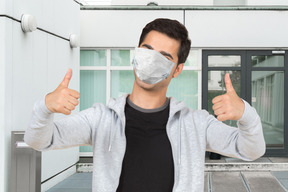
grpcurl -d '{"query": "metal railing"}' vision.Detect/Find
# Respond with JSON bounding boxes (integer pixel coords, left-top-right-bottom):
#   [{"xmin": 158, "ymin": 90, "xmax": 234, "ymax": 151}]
[{"xmin": 10, "ymin": 131, "xmax": 41, "ymax": 192}]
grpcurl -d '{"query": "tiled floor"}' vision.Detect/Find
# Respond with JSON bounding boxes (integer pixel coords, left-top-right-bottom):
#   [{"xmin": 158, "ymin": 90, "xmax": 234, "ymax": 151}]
[
  {"xmin": 46, "ymin": 157, "xmax": 288, "ymax": 192},
  {"xmin": 46, "ymin": 171, "xmax": 288, "ymax": 192},
  {"xmin": 46, "ymin": 173, "xmax": 92, "ymax": 192},
  {"xmin": 273, "ymin": 171, "xmax": 288, "ymax": 190}
]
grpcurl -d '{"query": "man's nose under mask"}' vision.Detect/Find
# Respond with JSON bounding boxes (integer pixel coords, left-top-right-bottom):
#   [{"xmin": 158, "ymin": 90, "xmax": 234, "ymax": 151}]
[{"xmin": 132, "ymin": 48, "xmax": 175, "ymax": 85}]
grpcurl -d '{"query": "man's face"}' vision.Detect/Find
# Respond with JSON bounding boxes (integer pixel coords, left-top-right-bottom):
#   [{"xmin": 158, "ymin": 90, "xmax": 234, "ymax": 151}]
[{"xmin": 135, "ymin": 30, "xmax": 181, "ymax": 90}]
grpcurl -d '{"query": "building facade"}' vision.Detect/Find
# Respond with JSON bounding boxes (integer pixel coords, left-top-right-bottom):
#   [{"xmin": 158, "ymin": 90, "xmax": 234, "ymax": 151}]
[
  {"xmin": 1, "ymin": 1, "xmax": 288, "ymax": 191},
  {"xmin": 79, "ymin": 6, "xmax": 288, "ymax": 157}
]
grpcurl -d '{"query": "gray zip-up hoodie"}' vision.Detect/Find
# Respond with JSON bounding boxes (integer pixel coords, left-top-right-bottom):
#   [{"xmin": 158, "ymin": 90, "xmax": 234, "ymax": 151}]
[{"xmin": 24, "ymin": 94, "xmax": 265, "ymax": 192}]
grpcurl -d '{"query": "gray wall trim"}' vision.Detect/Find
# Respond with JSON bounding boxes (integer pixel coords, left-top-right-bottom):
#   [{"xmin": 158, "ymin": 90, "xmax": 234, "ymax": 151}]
[{"xmin": 81, "ymin": 6, "xmax": 288, "ymax": 11}]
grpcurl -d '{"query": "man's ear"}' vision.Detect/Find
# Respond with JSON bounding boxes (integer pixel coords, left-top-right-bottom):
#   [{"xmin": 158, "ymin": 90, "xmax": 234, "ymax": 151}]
[{"xmin": 173, "ymin": 63, "xmax": 184, "ymax": 78}]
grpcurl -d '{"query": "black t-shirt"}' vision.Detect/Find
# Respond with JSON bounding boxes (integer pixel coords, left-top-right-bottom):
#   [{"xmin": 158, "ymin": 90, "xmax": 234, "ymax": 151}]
[{"xmin": 116, "ymin": 98, "xmax": 174, "ymax": 192}]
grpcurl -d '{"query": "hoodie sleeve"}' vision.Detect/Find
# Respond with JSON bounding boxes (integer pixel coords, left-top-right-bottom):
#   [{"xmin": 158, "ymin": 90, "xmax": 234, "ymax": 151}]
[
  {"xmin": 205, "ymin": 100, "xmax": 266, "ymax": 161},
  {"xmin": 24, "ymin": 96, "xmax": 100, "ymax": 151}
]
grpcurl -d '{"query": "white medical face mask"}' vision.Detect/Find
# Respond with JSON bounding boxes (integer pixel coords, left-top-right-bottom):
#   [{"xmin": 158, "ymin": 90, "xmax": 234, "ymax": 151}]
[{"xmin": 132, "ymin": 47, "xmax": 175, "ymax": 84}]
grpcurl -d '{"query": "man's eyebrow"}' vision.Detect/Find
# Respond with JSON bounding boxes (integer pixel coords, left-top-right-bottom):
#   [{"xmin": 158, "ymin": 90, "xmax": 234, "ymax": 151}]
[
  {"xmin": 141, "ymin": 44, "xmax": 174, "ymax": 60},
  {"xmin": 160, "ymin": 51, "xmax": 173, "ymax": 60},
  {"xmin": 142, "ymin": 44, "xmax": 153, "ymax": 50}
]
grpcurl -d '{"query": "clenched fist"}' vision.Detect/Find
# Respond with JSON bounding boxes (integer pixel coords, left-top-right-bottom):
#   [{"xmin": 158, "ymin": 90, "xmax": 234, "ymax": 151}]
[
  {"xmin": 212, "ymin": 73, "xmax": 244, "ymax": 122},
  {"xmin": 45, "ymin": 69, "xmax": 80, "ymax": 115}
]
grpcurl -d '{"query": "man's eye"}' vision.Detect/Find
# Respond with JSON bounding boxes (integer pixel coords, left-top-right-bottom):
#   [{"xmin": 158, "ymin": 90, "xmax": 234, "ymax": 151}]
[
  {"xmin": 165, "ymin": 56, "xmax": 172, "ymax": 61},
  {"xmin": 161, "ymin": 54, "xmax": 169, "ymax": 60}
]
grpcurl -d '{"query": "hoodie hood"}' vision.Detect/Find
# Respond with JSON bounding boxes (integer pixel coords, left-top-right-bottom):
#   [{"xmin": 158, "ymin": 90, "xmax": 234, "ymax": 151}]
[
  {"xmin": 107, "ymin": 94, "xmax": 128, "ymax": 121},
  {"xmin": 169, "ymin": 97, "xmax": 187, "ymax": 117},
  {"xmin": 108, "ymin": 94, "xmax": 187, "ymax": 118}
]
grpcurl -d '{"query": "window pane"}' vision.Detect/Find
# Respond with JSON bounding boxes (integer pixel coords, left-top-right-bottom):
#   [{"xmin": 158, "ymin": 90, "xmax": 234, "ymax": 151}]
[
  {"xmin": 252, "ymin": 55, "xmax": 284, "ymax": 67},
  {"xmin": 80, "ymin": 70, "xmax": 106, "ymax": 153},
  {"xmin": 80, "ymin": 146, "xmax": 93, "ymax": 153},
  {"xmin": 208, "ymin": 71, "xmax": 241, "ymax": 127},
  {"xmin": 208, "ymin": 55, "xmax": 241, "ymax": 67},
  {"xmin": 252, "ymin": 71, "xmax": 284, "ymax": 148},
  {"xmin": 184, "ymin": 50, "xmax": 200, "ymax": 67},
  {"xmin": 80, "ymin": 50, "xmax": 106, "ymax": 66},
  {"xmin": 167, "ymin": 71, "xmax": 198, "ymax": 109},
  {"xmin": 111, "ymin": 70, "xmax": 134, "ymax": 98},
  {"xmin": 111, "ymin": 50, "xmax": 133, "ymax": 66},
  {"xmin": 80, "ymin": 70, "xmax": 106, "ymax": 110}
]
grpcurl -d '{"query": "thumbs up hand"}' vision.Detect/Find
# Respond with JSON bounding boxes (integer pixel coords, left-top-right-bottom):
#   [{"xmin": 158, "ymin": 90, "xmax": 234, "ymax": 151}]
[
  {"xmin": 212, "ymin": 73, "xmax": 244, "ymax": 122},
  {"xmin": 45, "ymin": 69, "xmax": 80, "ymax": 115}
]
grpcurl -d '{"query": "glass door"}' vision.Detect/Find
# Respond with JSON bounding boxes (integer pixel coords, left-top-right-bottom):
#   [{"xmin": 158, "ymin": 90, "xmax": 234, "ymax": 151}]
[
  {"xmin": 247, "ymin": 51, "xmax": 287, "ymax": 155},
  {"xmin": 203, "ymin": 50, "xmax": 288, "ymax": 156}
]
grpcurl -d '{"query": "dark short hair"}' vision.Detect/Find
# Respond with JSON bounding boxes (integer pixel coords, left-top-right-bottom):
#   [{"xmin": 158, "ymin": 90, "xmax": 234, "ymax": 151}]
[{"xmin": 138, "ymin": 18, "xmax": 191, "ymax": 65}]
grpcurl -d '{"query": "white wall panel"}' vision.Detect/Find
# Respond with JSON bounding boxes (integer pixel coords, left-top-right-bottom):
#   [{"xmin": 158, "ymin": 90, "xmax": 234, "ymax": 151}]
[
  {"xmin": 9, "ymin": 17, "xmax": 80, "ymax": 185},
  {"xmin": 47, "ymin": 35, "xmax": 79, "ymax": 95},
  {"xmin": 52, "ymin": 0, "xmax": 80, "ymax": 40},
  {"xmin": 0, "ymin": 17, "xmax": 6, "ymax": 192},
  {"xmin": 12, "ymin": 21, "xmax": 39, "ymax": 131},
  {"xmin": 185, "ymin": 11, "xmax": 288, "ymax": 48},
  {"xmin": 0, "ymin": 0, "xmax": 4, "ymax": 14},
  {"xmin": 1, "ymin": 0, "xmax": 80, "ymax": 191},
  {"xmin": 41, "ymin": 148, "xmax": 79, "ymax": 182},
  {"xmin": 0, "ymin": 0, "xmax": 13, "ymax": 15},
  {"xmin": 80, "ymin": 10, "xmax": 184, "ymax": 47},
  {"xmin": 0, "ymin": 17, "xmax": 13, "ymax": 192},
  {"xmin": 32, "ymin": 31, "xmax": 49, "ymax": 99},
  {"xmin": 37, "ymin": 0, "xmax": 55, "ymax": 36},
  {"xmin": 47, "ymin": 35, "xmax": 70, "ymax": 93},
  {"xmin": 5, "ymin": 20, "xmax": 13, "ymax": 192},
  {"xmin": 13, "ymin": 0, "xmax": 40, "ymax": 20}
]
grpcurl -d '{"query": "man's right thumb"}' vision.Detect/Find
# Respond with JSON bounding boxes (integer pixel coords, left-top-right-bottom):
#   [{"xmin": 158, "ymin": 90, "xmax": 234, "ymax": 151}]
[{"xmin": 62, "ymin": 68, "xmax": 72, "ymax": 87}]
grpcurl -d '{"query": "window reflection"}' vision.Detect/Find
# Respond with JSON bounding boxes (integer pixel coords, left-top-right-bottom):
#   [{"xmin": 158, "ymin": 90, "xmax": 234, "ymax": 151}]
[
  {"xmin": 111, "ymin": 50, "xmax": 133, "ymax": 66},
  {"xmin": 167, "ymin": 71, "xmax": 198, "ymax": 109},
  {"xmin": 111, "ymin": 70, "xmax": 134, "ymax": 98},
  {"xmin": 252, "ymin": 71, "xmax": 284, "ymax": 147},
  {"xmin": 208, "ymin": 55, "xmax": 241, "ymax": 67},
  {"xmin": 252, "ymin": 55, "xmax": 284, "ymax": 67},
  {"xmin": 80, "ymin": 70, "xmax": 106, "ymax": 110},
  {"xmin": 80, "ymin": 50, "xmax": 106, "ymax": 66}
]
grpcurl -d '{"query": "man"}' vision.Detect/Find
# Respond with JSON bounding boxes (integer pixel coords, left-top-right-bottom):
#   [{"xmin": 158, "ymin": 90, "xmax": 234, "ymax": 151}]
[{"xmin": 24, "ymin": 18, "xmax": 265, "ymax": 192}]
